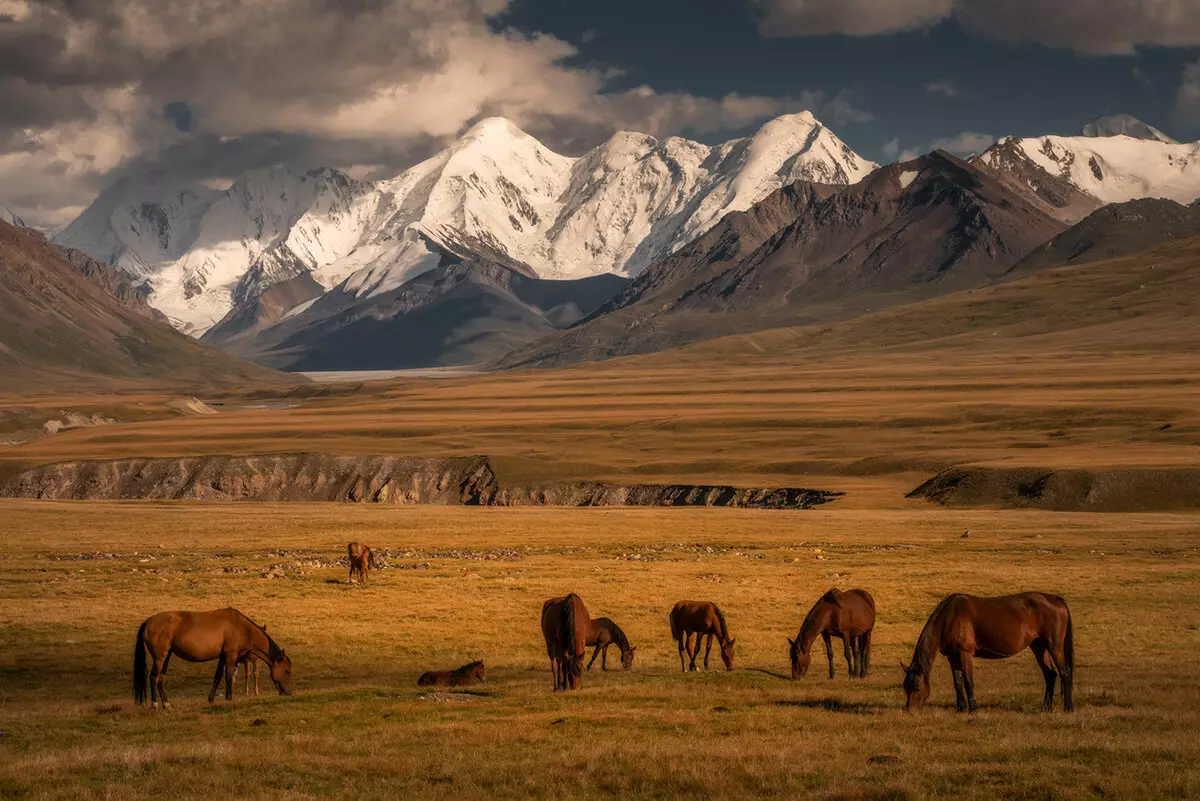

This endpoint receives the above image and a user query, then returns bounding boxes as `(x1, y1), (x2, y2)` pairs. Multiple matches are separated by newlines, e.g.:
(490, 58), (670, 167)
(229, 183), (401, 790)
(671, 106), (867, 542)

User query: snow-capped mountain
(974, 117), (1200, 214)
(54, 112), (874, 335)
(1, 206), (26, 228)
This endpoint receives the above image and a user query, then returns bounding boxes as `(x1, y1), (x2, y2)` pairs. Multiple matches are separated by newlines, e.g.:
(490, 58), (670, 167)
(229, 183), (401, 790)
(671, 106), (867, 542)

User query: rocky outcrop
(908, 467), (1200, 512)
(0, 453), (841, 509)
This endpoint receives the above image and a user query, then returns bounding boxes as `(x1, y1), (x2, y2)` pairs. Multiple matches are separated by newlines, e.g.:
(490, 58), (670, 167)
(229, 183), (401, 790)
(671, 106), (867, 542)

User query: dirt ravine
(0, 453), (841, 509)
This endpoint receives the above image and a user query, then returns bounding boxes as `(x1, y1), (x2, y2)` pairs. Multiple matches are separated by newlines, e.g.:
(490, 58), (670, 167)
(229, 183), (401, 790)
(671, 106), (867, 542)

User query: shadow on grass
(746, 667), (792, 680)
(774, 697), (887, 715)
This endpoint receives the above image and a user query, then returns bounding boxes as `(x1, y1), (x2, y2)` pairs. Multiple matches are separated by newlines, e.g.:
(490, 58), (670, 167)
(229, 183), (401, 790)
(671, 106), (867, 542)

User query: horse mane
(820, 588), (842, 607)
(912, 594), (960, 678)
(561, 594), (577, 658)
(233, 608), (284, 661)
(713, 604), (730, 642)
(797, 596), (835, 650)
(610, 621), (630, 651)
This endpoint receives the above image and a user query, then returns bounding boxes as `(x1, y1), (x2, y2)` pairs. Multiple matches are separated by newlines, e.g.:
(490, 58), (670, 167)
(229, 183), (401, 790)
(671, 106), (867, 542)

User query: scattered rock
(961, 530), (970, 539)
(262, 567), (285, 580)
(251, 718), (267, 727)
(712, 706), (732, 713)
(868, 754), (900, 765)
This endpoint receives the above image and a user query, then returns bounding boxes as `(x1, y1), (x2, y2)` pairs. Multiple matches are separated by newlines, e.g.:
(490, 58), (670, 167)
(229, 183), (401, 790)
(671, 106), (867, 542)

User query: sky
(3, 0), (1200, 227)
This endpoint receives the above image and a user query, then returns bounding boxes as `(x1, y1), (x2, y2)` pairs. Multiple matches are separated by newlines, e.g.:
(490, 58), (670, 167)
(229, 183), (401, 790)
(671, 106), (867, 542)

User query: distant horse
(347, 542), (377, 585)
(133, 608), (293, 708)
(789, 589), (875, 680)
(541, 593), (590, 691)
(586, 617), (637, 671)
(903, 592), (1074, 713)
(417, 660), (487, 687)
(670, 600), (736, 672)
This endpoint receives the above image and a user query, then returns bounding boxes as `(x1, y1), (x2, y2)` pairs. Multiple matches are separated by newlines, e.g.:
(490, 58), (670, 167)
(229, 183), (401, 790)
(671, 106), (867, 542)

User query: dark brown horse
(670, 600), (736, 672)
(541, 593), (590, 691)
(347, 542), (376, 585)
(586, 617), (637, 671)
(903, 592), (1074, 713)
(417, 660), (487, 687)
(133, 608), (293, 708)
(789, 588), (875, 680)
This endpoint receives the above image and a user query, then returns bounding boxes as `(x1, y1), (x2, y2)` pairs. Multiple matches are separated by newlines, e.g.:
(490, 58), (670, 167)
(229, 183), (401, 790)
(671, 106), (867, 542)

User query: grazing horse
(347, 542), (376, 585)
(670, 600), (736, 672)
(133, 608), (293, 709)
(417, 660), (487, 687)
(903, 592), (1074, 713)
(585, 617), (637, 671)
(789, 589), (875, 680)
(541, 593), (590, 691)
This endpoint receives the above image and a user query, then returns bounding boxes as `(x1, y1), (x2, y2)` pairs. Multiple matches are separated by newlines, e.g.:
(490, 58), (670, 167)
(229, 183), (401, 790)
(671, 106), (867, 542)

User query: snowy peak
(1081, 115), (1177, 144)
(54, 112), (875, 334)
(974, 129), (1200, 212)
(1, 206), (27, 228)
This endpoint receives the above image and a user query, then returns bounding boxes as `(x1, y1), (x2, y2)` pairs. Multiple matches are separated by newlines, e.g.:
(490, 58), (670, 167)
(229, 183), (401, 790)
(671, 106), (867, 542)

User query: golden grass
(1, 501), (1198, 799)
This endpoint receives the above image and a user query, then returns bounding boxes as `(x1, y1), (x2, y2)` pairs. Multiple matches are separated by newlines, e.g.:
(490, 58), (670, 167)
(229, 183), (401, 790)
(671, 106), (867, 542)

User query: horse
(585, 617), (637, 671)
(347, 542), (376, 585)
(902, 592), (1074, 713)
(417, 660), (487, 687)
(133, 608), (293, 709)
(541, 593), (590, 691)
(789, 588), (875, 680)
(670, 600), (736, 672)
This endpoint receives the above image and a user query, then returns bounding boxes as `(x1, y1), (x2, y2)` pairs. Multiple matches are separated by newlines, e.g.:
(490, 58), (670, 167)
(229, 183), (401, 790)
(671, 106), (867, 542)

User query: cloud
(754, 0), (1200, 54)
(1176, 60), (1200, 128)
(0, 0), (826, 226)
(930, 131), (996, 155)
(924, 79), (966, 99)
(882, 139), (901, 160)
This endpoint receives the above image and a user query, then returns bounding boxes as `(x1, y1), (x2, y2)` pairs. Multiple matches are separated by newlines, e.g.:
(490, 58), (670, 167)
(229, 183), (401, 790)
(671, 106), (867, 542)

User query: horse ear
(262, 624), (268, 631)
(787, 638), (795, 647)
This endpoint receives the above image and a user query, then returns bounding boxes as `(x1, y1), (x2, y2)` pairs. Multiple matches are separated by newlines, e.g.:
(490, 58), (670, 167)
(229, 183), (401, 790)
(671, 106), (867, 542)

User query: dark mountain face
(50, 243), (168, 324)
(500, 152), (1068, 369)
(0, 220), (289, 391)
(1011, 198), (1200, 276)
(214, 255), (629, 371)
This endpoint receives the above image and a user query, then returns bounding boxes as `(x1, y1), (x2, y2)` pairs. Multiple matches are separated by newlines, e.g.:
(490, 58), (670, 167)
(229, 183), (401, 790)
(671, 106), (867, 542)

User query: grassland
(1, 502), (1198, 799)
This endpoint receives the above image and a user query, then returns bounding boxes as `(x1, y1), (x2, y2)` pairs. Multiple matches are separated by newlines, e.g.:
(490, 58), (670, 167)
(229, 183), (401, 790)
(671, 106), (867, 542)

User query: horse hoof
(162, 702), (171, 710)
(150, 701), (159, 710)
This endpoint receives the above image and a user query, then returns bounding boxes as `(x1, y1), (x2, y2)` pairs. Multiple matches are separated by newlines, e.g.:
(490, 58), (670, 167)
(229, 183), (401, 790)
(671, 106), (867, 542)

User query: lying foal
(417, 660), (487, 687)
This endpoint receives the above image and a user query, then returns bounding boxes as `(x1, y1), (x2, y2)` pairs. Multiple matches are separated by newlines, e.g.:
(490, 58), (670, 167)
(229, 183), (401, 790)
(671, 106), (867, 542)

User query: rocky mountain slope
(501, 151), (1068, 367)
(1, 206), (26, 228)
(1010, 198), (1200, 275)
(53, 113), (875, 337)
(0, 219), (290, 391)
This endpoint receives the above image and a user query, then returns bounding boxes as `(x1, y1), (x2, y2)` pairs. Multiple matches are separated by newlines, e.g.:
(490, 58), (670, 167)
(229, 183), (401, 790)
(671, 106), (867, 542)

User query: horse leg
(149, 654), (163, 710)
(587, 643), (602, 671)
(1048, 640), (1073, 712)
(688, 633), (701, 672)
(677, 634), (687, 673)
(703, 634), (714, 670)
(223, 652), (237, 701)
(208, 659), (226, 703)
(157, 652), (172, 709)
(948, 651), (967, 712)
(860, 630), (873, 677)
(961, 652), (978, 713)
(602, 644), (610, 671)
(1031, 641), (1057, 712)
(842, 634), (855, 678)
(253, 658), (260, 696)
(822, 632), (834, 679)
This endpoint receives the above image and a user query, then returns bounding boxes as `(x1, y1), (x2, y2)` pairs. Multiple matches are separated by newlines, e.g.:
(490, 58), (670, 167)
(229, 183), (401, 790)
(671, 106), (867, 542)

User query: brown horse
(903, 592), (1074, 713)
(585, 617), (637, 671)
(417, 660), (487, 687)
(133, 608), (293, 708)
(789, 589), (875, 680)
(541, 593), (590, 691)
(670, 600), (736, 672)
(347, 542), (376, 585)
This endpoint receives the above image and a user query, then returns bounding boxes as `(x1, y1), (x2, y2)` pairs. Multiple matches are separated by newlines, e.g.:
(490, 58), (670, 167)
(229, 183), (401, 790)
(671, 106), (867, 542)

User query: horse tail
(133, 619), (149, 705)
(670, 608), (680, 641)
(1062, 598), (1074, 676)
(561, 595), (577, 659)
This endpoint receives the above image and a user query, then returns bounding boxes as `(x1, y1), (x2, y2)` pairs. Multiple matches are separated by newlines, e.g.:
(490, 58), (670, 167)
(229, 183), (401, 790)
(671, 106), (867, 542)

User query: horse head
(720, 637), (736, 670)
(620, 645), (637, 671)
(473, 660), (487, 682)
(270, 650), (294, 696)
(788, 637), (810, 679)
(566, 655), (585, 689)
(901, 661), (929, 712)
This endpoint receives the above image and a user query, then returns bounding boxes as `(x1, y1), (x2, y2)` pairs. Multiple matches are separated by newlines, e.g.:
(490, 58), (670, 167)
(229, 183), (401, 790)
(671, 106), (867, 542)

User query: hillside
(0, 221), (293, 392)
